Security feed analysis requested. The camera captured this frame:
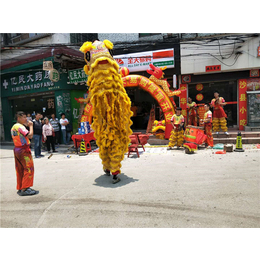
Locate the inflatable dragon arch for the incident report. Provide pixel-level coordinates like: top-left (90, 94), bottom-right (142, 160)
top-left (78, 42), bottom-right (184, 141)
top-left (78, 40), bottom-right (185, 155)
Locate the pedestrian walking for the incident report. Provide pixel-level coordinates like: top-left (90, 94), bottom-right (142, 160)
top-left (60, 113), bottom-right (71, 145)
top-left (33, 112), bottom-right (44, 158)
top-left (42, 117), bottom-right (57, 153)
top-left (50, 113), bottom-right (60, 145)
top-left (11, 111), bottom-right (39, 196)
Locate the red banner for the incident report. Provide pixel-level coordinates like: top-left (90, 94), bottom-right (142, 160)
top-left (179, 84), bottom-right (188, 121)
top-left (197, 104), bottom-right (205, 126)
top-left (238, 79), bottom-right (247, 130)
top-left (206, 65), bottom-right (221, 72)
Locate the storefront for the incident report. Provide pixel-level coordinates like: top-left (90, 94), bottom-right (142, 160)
top-left (181, 69), bottom-right (260, 130)
top-left (239, 78), bottom-right (260, 128)
top-left (187, 81), bottom-right (238, 127)
top-left (1, 56), bottom-right (88, 141)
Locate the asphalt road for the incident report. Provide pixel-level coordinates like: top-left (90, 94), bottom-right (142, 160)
top-left (1, 144), bottom-right (259, 228)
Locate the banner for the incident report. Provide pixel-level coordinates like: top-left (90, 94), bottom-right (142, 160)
top-left (68, 68), bottom-right (88, 84)
top-left (114, 48), bottom-right (174, 72)
top-left (179, 84), bottom-right (188, 121)
top-left (238, 79), bottom-right (247, 130)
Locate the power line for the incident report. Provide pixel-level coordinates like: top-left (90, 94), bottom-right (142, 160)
top-left (1, 34), bottom-right (258, 73)
top-left (1, 33), bottom-right (258, 50)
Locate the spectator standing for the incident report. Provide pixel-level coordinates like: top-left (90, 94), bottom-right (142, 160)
top-left (60, 113), bottom-right (71, 145)
top-left (42, 117), bottom-right (57, 153)
top-left (11, 111), bottom-right (39, 196)
top-left (41, 117), bottom-right (47, 151)
top-left (27, 113), bottom-right (32, 121)
top-left (187, 97), bottom-right (198, 126)
top-left (26, 113), bottom-right (33, 147)
top-left (50, 113), bottom-right (60, 145)
top-left (33, 112), bottom-right (44, 158)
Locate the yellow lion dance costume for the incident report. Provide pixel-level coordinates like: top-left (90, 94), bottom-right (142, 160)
top-left (80, 40), bottom-right (133, 184)
top-left (152, 120), bottom-right (166, 139)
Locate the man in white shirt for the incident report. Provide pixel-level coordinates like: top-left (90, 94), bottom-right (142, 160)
top-left (50, 114), bottom-right (60, 145)
top-left (60, 113), bottom-right (71, 145)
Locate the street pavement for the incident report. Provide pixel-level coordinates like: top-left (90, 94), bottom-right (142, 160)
top-left (0, 143), bottom-right (259, 228)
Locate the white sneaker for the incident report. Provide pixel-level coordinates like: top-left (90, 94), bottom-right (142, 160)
top-left (215, 132), bottom-right (219, 135)
top-left (224, 132), bottom-right (229, 135)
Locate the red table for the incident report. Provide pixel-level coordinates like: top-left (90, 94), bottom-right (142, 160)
top-left (71, 132), bottom-right (96, 154)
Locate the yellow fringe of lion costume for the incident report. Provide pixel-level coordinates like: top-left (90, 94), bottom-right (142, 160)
top-left (80, 40), bottom-right (133, 174)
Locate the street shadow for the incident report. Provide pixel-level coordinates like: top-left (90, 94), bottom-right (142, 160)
top-left (93, 173), bottom-right (139, 188)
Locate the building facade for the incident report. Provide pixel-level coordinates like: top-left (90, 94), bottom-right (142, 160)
top-left (2, 33), bottom-right (259, 141)
top-left (180, 34), bottom-right (260, 130)
top-left (0, 34), bottom-right (91, 141)
top-left (1, 33), bottom-right (180, 139)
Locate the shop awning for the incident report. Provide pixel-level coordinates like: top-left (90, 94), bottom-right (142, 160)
top-left (0, 46), bottom-right (85, 72)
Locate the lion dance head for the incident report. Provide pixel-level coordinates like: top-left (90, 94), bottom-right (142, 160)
top-left (152, 120), bottom-right (166, 139)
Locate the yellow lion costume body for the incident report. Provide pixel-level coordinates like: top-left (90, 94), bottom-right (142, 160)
top-left (80, 40), bottom-right (133, 183)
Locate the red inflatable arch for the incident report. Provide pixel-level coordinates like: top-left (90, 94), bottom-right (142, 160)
top-left (81, 75), bottom-right (176, 137)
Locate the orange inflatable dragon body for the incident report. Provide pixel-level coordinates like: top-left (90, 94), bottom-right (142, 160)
top-left (147, 64), bottom-right (182, 98)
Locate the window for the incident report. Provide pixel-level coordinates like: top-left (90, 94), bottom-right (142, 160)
top-left (0, 33), bottom-right (47, 46)
top-left (1, 33), bottom-right (32, 45)
top-left (139, 33), bottom-right (161, 38)
top-left (70, 33), bottom-right (98, 44)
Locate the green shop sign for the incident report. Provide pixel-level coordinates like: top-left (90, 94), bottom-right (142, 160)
top-left (1, 70), bottom-right (55, 97)
top-left (68, 68), bottom-right (88, 84)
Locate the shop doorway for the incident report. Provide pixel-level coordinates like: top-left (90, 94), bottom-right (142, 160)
top-left (126, 88), bottom-right (161, 130)
top-left (188, 81), bottom-right (237, 127)
top-left (10, 92), bottom-right (55, 120)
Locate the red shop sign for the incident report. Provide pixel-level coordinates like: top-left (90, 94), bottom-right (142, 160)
top-left (206, 65), bottom-right (221, 72)
top-left (258, 46), bottom-right (260, 57)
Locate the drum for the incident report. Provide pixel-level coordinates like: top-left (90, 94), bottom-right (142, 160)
top-left (184, 125), bottom-right (207, 145)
